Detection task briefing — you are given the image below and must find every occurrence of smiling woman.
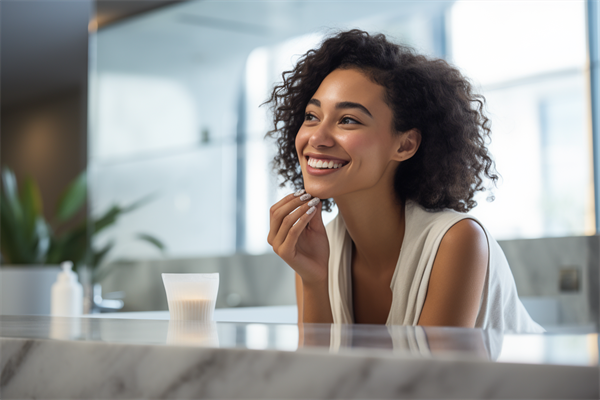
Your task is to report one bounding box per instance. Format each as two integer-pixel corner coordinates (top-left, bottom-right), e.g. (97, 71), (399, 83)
(266, 30), (544, 333)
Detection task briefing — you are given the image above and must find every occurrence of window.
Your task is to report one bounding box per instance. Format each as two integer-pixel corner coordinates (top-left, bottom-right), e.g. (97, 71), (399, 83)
(449, 0), (594, 239)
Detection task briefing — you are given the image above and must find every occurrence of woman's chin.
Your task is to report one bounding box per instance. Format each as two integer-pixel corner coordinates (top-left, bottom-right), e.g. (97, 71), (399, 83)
(303, 183), (335, 199)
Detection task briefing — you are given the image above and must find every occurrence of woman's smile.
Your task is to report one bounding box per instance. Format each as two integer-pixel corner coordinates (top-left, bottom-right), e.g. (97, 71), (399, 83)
(305, 153), (349, 176)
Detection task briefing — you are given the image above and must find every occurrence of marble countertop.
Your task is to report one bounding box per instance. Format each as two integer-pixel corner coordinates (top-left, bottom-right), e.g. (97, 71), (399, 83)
(1, 308), (598, 399)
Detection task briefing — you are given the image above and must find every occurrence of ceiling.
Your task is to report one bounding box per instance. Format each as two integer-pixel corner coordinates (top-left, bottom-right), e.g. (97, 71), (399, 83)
(0, 0), (448, 108)
(0, 0), (181, 108)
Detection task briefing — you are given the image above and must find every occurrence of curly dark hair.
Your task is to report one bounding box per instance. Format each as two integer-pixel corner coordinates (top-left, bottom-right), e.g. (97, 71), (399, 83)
(266, 29), (498, 213)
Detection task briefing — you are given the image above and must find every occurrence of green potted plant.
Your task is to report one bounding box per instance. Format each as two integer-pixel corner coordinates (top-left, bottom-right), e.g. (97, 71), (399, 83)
(0, 166), (164, 315)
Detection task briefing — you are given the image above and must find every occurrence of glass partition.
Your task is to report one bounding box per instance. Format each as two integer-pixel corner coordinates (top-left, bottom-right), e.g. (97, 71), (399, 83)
(89, 0), (595, 310)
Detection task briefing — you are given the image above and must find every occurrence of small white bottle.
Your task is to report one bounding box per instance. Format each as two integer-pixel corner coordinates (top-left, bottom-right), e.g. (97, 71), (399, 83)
(51, 261), (83, 316)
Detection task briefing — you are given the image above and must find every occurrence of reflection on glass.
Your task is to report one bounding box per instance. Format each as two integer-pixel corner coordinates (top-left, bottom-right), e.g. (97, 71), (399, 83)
(245, 323), (269, 350)
(275, 324), (299, 351)
(299, 324), (497, 361)
(497, 334), (598, 366)
(5, 316), (598, 367)
(420, 326), (501, 361)
(49, 316), (83, 341)
(167, 320), (219, 347)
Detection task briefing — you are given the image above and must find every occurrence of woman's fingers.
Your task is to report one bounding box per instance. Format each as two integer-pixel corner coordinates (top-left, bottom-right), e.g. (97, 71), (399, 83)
(307, 201), (325, 232)
(268, 193), (297, 245)
(271, 189), (305, 212)
(268, 189), (314, 244)
(271, 196), (320, 252)
(268, 191), (306, 245)
(274, 199), (320, 258)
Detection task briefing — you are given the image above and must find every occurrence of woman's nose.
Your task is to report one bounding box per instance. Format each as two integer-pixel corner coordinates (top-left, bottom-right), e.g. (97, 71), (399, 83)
(307, 122), (335, 148)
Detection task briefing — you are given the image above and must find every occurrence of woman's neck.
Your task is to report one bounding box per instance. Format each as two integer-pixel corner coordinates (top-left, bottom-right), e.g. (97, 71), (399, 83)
(335, 187), (405, 274)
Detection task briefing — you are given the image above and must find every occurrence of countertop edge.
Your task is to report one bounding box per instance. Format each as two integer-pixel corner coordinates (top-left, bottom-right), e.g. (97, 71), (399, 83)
(1, 336), (598, 399)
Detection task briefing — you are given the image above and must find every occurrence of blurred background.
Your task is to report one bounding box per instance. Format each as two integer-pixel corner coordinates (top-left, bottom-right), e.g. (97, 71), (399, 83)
(1, 0), (599, 332)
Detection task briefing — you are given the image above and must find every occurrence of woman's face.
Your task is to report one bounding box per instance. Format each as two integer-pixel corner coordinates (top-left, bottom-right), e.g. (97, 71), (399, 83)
(295, 68), (404, 201)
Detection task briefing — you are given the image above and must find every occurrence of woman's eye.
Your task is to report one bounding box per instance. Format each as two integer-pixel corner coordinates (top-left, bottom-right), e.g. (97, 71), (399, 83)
(304, 113), (317, 121)
(340, 117), (359, 125)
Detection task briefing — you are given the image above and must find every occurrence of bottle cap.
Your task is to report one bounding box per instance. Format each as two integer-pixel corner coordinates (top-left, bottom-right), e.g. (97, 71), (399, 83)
(58, 261), (77, 283)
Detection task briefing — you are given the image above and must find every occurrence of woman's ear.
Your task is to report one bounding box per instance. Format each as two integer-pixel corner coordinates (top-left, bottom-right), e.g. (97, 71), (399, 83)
(392, 128), (421, 162)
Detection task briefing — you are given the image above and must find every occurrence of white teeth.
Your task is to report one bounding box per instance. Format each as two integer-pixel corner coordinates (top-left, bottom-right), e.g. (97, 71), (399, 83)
(307, 157), (345, 170)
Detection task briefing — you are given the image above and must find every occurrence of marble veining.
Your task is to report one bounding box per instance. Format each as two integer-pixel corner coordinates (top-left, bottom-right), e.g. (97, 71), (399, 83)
(0, 339), (35, 388)
(0, 314), (598, 399)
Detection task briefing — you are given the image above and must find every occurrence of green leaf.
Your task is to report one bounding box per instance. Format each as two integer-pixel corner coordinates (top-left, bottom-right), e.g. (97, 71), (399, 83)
(32, 217), (50, 263)
(90, 191), (158, 234)
(136, 233), (166, 252)
(47, 224), (88, 266)
(91, 194), (154, 236)
(93, 205), (122, 235)
(20, 177), (44, 239)
(45, 237), (64, 265)
(122, 193), (156, 213)
(55, 172), (87, 223)
(0, 168), (44, 264)
(64, 195), (157, 270)
(2, 167), (24, 225)
(1, 198), (22, 264)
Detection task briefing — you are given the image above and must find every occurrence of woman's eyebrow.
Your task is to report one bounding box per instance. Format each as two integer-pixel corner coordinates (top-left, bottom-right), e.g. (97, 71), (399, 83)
(336, 101), (373, 118)
(307, 98), (373, 118)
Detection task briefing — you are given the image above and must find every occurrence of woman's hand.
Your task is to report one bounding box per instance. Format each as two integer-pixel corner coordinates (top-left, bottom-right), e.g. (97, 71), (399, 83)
(267, 190), (329, 285)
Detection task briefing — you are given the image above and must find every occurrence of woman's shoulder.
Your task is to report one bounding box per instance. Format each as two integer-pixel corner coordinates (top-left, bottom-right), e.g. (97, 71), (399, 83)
(405, 200), (491, 260)
(405, 199), (482, 232)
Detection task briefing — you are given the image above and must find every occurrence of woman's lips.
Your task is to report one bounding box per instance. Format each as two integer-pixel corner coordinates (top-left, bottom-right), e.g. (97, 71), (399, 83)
(306, 164), (343, 176)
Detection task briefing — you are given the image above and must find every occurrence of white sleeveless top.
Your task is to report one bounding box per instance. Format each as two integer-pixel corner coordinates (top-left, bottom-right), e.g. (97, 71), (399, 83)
(326, 200), (545, 333)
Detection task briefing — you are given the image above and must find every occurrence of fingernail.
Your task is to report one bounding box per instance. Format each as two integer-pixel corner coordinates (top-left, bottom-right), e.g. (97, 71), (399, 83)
(307, 197), (320, 207)
(293, 189), (305, 197)
(306, 206), (316, 215)
(299, 193), (311, 201)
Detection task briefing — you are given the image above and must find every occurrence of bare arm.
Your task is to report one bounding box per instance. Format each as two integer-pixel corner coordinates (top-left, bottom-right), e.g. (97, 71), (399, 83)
(417, 219), (488, 328)
(295, 273), (333, 324)
(295, 273), (303, 323)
